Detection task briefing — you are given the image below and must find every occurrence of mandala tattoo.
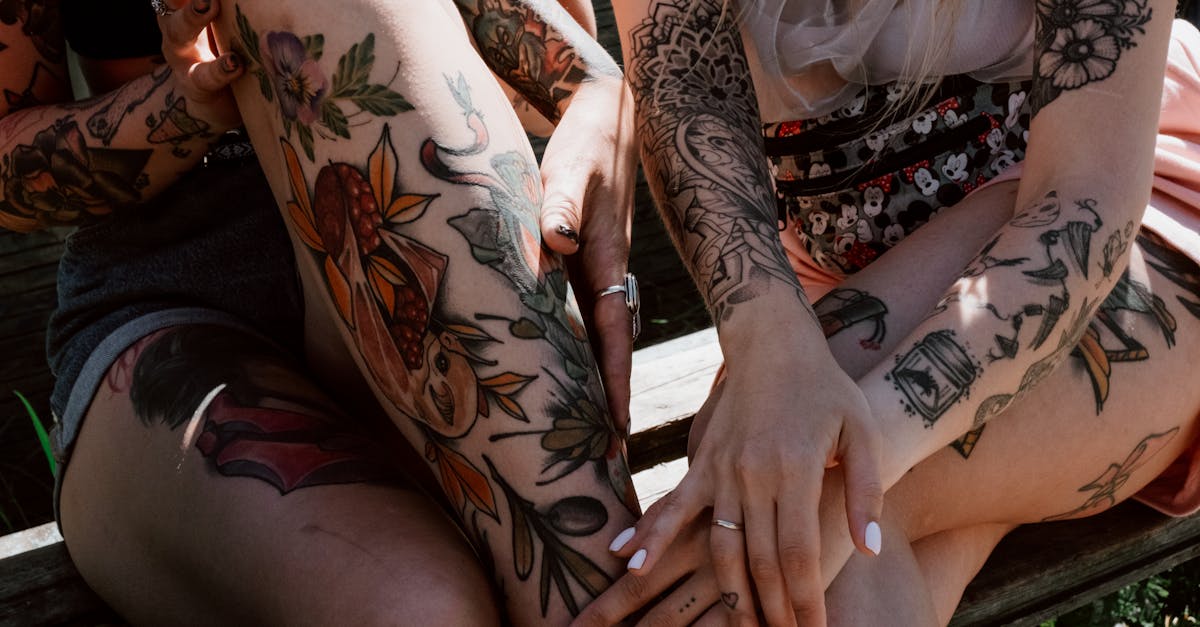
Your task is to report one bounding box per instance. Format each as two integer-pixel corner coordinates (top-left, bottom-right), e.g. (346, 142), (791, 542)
(1031, 0), (1153, 115)
(627, 0), (803, 323)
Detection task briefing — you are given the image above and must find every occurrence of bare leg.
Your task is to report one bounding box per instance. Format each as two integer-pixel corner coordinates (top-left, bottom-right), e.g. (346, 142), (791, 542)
(813, 183), (1200, 617)
(208, 2), (637, 623)
(825, 506), (939, 627)
(61, 326), (499, 626)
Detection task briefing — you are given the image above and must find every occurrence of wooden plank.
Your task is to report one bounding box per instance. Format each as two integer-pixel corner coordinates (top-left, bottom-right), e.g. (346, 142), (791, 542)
(0, 230), (67, 258)
(630, 327), (721, 429)
(0, 543), (124, 626)
(952, 501), (1200, 626)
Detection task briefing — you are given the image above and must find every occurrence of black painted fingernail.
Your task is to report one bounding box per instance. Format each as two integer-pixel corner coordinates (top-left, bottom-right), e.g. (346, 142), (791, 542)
(556, 224), (579, 243)
(222, 52), (241, 73)
(193, 0), (211, 14)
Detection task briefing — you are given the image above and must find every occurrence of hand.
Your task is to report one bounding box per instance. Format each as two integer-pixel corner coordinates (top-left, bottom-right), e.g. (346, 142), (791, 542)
(611, 341), (885, 626)
(573, 516), (727, 627)
(538, 75), (639, 435)
(157, 0), (243, 132)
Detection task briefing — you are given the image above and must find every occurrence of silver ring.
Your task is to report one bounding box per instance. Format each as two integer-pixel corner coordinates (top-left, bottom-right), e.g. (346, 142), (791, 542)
(712, 518), (745, 531)
(595, 272), (641, 342)
(150, 0), (174, 17)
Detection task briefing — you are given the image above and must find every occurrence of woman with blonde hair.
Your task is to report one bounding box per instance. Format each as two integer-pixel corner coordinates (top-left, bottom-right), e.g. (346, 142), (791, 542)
(576, 0), (1200, 624)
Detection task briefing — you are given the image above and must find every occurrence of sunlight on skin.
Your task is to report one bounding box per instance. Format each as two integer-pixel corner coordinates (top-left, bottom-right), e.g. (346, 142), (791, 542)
(957, 275), (991, 323)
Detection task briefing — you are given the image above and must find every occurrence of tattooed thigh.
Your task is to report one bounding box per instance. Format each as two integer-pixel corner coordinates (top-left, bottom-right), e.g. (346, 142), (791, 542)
(109, 325), (409, 494)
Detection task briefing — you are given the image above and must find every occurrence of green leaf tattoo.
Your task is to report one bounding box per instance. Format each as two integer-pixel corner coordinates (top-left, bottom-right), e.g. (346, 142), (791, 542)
(233, 4), (413, 160)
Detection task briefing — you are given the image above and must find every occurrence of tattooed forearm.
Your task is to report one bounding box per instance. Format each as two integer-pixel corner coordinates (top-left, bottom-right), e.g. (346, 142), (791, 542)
(909, 191), (1123, 434)
(0, 66), (232, 231)
(627, 0), (803, 323)
(1031, 0), (1153, 115)
(452, 0), (619, 123)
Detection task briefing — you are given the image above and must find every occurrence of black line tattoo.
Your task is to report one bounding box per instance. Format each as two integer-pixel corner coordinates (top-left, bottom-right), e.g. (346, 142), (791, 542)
(627, 0), (804, 323)
(87, 64), (172, 145)
(146, 90), (215, 158)
(1031, 0), (1153, 115)
(888, 331), (980, 427)
(1043, 428), (1179, 521)
(1139, 230), (1200, 320)
(951, 426), (987, 459)
(1072, 270), (1177, 413)
(815, 288), (889, 350)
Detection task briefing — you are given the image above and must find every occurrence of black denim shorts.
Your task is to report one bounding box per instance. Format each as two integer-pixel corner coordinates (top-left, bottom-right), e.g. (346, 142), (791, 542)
(46, 156), (304, 468)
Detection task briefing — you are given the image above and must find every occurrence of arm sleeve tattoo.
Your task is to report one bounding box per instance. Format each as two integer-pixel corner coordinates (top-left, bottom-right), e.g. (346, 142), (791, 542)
(626, 0), (804, 323)
(453, 0), (620, 123)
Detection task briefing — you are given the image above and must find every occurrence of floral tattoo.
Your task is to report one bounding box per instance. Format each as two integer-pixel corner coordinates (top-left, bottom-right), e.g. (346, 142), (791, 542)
(234, 5), (413, 160)
(1031, 0), (1152, 115)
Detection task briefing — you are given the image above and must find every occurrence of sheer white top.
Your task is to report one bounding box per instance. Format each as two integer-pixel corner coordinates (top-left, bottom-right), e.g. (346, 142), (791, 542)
(740, 0), (1037, 121)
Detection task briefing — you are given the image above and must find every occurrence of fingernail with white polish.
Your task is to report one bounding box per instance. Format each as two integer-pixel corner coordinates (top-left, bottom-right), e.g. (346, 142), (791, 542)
(627, 548), (647, 570)
(865, 521), (882, 556)
(609, 527), (636, 552)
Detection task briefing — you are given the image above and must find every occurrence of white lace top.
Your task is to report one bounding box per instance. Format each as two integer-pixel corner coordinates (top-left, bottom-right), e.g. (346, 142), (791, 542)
(741, 0), (1038, 121)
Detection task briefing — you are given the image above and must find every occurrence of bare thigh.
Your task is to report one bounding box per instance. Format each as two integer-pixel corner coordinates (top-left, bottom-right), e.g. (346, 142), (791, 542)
(815, 185), (1200, 621)
(60, 325), (498, 626)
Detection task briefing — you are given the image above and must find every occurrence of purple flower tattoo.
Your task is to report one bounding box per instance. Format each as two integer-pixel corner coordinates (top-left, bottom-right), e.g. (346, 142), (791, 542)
(263, 32), (329, 125)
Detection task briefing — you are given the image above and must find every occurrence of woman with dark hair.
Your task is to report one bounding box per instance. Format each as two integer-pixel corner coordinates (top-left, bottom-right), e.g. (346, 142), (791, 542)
(3, 0), (647, 623)
(576, 0), (1200, 624)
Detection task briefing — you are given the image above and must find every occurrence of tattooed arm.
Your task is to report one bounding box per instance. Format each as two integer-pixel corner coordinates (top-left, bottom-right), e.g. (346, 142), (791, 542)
(0, 1), (243, 233)
(454, 0), (640, 435)
(452, 0), (618, 124)
(609, 1), (884, 623)
(856, 0), (1175, 486)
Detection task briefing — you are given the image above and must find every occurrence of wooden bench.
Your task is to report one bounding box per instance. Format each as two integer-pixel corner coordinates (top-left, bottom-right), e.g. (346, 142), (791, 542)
(4, 326), (1200, 625)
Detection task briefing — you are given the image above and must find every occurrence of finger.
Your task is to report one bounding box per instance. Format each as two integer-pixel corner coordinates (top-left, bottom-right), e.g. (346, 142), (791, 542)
(617, 476), (707, 575)
(633, 571), (720, 627)
(839, 419), (885, 557)
(693, 605), (727, 627)
(186, 52), (244, 95)
(777, 476), (827, 627)
(571, 550), (695, 627)
(159, 0), (218, 52)
(709, 486), (756, 626)
(592, 283), (634, 436)
(742, 491), (796, 627)
(539, 156), (588, 255)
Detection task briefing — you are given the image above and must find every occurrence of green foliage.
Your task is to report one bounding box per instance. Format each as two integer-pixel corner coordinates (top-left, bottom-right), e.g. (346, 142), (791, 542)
(14, 390), (54, 476)
(1042, 560), (1200, 626)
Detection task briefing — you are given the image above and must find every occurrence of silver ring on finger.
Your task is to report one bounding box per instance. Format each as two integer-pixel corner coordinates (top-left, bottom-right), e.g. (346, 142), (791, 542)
(712, 518), (745, 532)
(595, 272), (641, 342)
(150, 0), (174, 16)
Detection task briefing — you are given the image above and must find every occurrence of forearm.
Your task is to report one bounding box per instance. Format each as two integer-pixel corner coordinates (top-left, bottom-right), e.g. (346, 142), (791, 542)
(452, 0), (620, 124)
(0, 66), (229, 232)
(617, 0), (822, 358)
(860, 0), (1172, 485)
